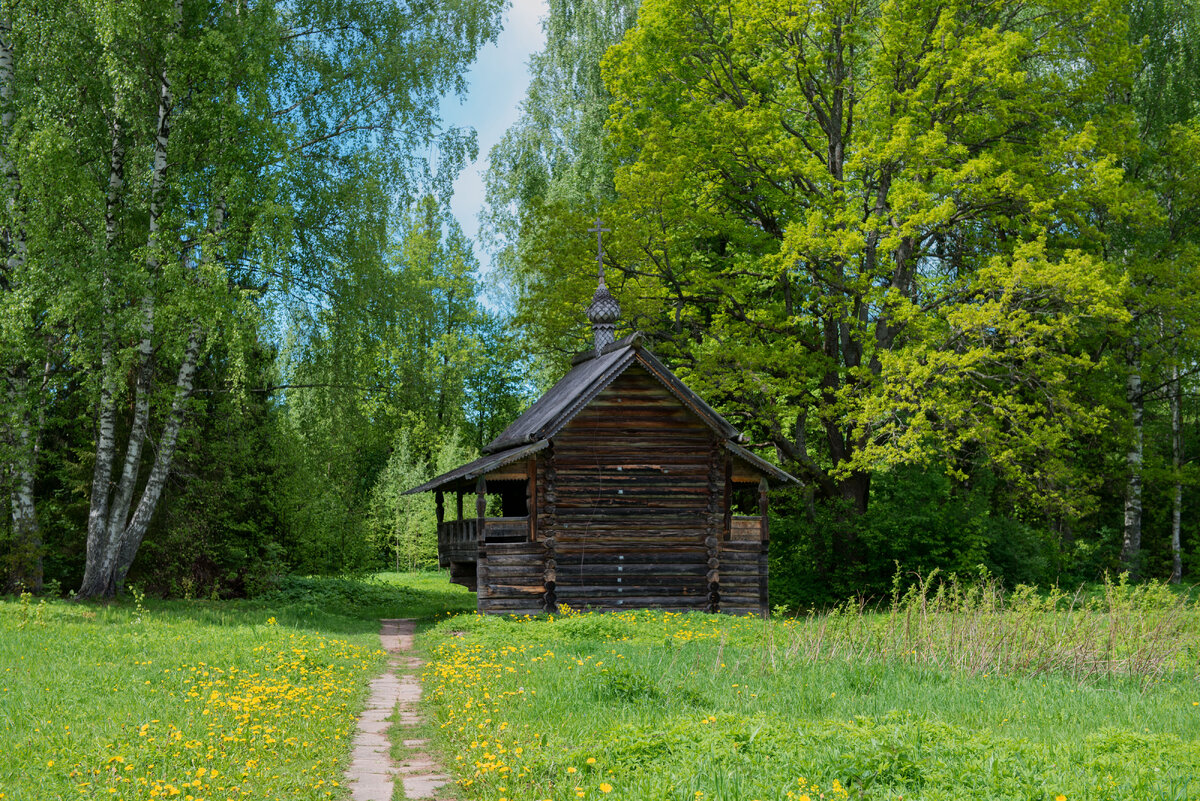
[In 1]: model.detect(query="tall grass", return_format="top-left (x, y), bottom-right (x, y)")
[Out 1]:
top-left (420, 575), bottom-right (1200, 800)
top-left (774, 571), bottom-right (1198, 683)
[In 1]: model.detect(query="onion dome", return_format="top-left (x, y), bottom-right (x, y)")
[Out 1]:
top-left (587, 279), bottom-right (621, 325)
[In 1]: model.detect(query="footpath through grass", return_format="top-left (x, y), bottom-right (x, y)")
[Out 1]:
top-left (421, 577), bottom-right (1200, 801)
top-left (0, 572), bottom-right (475, 801)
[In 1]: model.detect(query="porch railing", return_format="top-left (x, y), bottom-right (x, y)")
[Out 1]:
top-left (437, 516), bottom-right (531, 567)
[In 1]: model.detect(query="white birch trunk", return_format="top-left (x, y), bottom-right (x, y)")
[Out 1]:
top-left (7, 371), bottom-right (40, 592)
top-left (80, 116), bottom-right (125, 594)
top-left (113, 326), bottom-right (205, 589)
top-left (1170, 358), bottom-right (1183, 584)
top-left (105, 56), bottom-right (172, 537)
top-left (0, 8), bottom-right (39, 591)
top-left (1120, 337), bottom-right (1144, 580)
top-left (79, 0), bottom-right (184, 599)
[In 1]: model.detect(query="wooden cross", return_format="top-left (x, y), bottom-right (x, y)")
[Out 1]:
top-left (588, 217), bottom-right (610, 279)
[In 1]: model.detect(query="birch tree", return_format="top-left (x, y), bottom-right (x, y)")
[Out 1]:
top-left (0, 0), bottom-right (503, 597)
top-left (75, 0), bottom-right (276, 598)
top-left (1116, 0), bottom-right (1200, 579)
top-left (0, 0), bottom-right (76, 592)
top-left (0, 0), bottom-right (37, 591)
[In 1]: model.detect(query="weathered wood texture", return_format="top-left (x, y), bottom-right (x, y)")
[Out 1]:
top-left (477, 539), bottom-right (545, 613)
top-left (546, 366), bottom-right (726, 613)
top-left (730, 516), bottom-right (763, 542)
top-left (439, 364), bottom-right (770, 617)
top-left (437, 519), bottom-right (476, 567)
top-left (438, 517), bottom-right (526, 573)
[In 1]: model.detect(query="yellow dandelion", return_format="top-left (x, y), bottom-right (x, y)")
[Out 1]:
top-left (600, 783), bottom-right (613, 793)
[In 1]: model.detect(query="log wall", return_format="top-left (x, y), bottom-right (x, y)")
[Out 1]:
top-left (476, 539), bottom-right (545, 614)
top-left (462, 363), bottom-right (771, 617)
top-left (548, 365), bottom-right (720, 612)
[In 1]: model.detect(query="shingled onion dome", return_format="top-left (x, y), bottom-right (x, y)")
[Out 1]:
top-left (587, 276), bottom-right (621, 352)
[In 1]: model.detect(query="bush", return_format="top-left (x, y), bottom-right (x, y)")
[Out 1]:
top-left (769, 466), bottom-right (1059, 608)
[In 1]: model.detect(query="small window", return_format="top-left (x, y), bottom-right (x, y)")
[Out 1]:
top-left (730, 483), bottom-right (759, 515)
top-left (487, 479), bottom-right (528, 518)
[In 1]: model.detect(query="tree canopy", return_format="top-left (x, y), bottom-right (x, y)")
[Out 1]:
top-left (485, 0), bottom-right (1200, 596)
top-left (3, 0), bottom-right (1200, 603)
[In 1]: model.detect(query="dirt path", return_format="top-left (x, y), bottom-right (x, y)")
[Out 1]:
top-left (346, 618), bottom-right (452, 800)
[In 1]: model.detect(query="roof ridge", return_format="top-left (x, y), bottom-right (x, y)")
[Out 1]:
top-left (569, 330), bottom-right (643, 366)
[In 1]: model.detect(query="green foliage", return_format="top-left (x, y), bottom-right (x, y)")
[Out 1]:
top-left (367, 431), bottom-right (474, 571)
top-left (273, 195), bottom-right (527, 575)
top-left (0, 0), bottom-right (508, 595)
top-left (130, 344), bottom-right (288, 598)
top-left (484, 0), bottom-right (641, 384)
top-left (483, 0), bottom-right (1200, 594)
top-left (601, 0), bottom-right (1139, 515)
top-left (769, 468), bottom-right (1057, 609)
top-left (248, 571), bottom-right (477, 622)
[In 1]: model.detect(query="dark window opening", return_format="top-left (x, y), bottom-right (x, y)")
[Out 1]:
top-left (487, 480), bottom-right (529, 517)
top-left (730, 483), bottom-right (759, 515)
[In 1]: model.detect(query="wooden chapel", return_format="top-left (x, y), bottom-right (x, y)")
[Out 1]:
top-left (406, 224), bottom-right (797, 616)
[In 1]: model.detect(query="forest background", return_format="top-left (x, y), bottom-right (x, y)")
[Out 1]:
top-left (1, 0), bottom-right (1198, 607)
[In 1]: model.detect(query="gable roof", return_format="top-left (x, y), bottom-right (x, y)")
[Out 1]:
top-left (483, 333), bottom-right (742, 453)
top-left (407, 332), bottom-right (798, 494)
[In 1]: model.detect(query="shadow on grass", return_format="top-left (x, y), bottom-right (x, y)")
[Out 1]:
top-left (108, 571), bottom-right (478, 639)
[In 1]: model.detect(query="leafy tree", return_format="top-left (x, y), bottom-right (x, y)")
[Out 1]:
top-left (368, 430), bottom-right (473, 571)
top-left (274, 194), bottom-right (527, 572)
top-left (132, 341), bottom-right (287, 598)
top-left (484, 0), bottom-right (640, 385)
top-left (0, 0), bottom-right (505, 597)
top-left (597, 0), bottom-right (1140, 531)
top-left (1114, 0), bottom-right (1200, 580)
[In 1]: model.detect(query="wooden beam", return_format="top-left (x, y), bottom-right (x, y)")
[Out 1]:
top-left (476, 477), bottom-right (488, 535)
top-left (486, 469), bottom-right (527, 481)
top-left (723, 452), bottom-right (733, 541)
top-left (435, 491), bottom-right (444, 526)
top-left (706, 438), bottom-right (723, 613)
top-left (758, 477), bottom-right (770, 544)
top-left (543, 443), bottom-right (558, 613)
top-left (759, 475), bottom-right (770, 618)
top-left (456, 490), bottom-right (463, 521)
top-left (475, 477), bottom-right (488, 614)
top-left (527, 457), bottom-right (537, 541)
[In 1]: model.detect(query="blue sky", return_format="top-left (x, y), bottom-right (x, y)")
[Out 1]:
top-left (439, 0), bottom-right (549, 253)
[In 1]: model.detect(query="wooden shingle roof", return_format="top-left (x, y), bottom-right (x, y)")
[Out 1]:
top-left (483, 333), bottom-right (741, 454)
top-left (407, 332), bottom-right (798, 494)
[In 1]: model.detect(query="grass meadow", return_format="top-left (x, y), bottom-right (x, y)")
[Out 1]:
top-left (421, 575), bottom-right (1200, 801)
top-left (2, 571), bottom-right (1197, 801)
top-left (0, 573), bottom-right (475, 801)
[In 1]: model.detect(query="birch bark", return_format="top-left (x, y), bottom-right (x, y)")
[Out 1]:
top-left (79, 116), bottom-right (124, 596)
top-left (1170, 357), bottom-right (1183, 584)
top-left (1120, 337), bottom-right (1144, 580)
top-left (78, 0), bottom-right (188, 599)
top-left (0, 5), bottom-right (40, 592)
